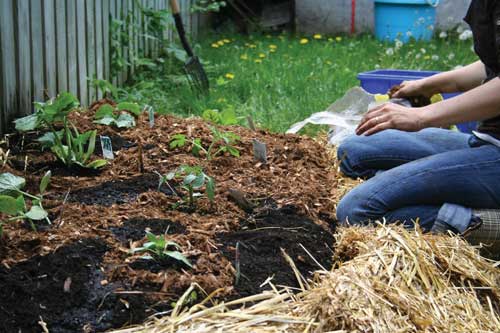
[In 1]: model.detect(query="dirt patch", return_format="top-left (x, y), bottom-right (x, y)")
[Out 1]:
top-left (0, 238), bottom-right (147, 333)
top-left (68, 174), bottom-right (172, 206)
top-left (111, 217), bottom-right (186, 243)
top-left (218, 206), bottom-right (335, 297)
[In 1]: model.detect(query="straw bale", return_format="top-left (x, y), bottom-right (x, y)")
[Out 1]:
top-left (110, 225), bottom-right (500, 333)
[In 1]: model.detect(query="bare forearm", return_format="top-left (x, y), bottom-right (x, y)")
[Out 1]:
top-left (421, 77), bottom-right (500, 127)
top-left (422, 60), bottom-right (486, 94)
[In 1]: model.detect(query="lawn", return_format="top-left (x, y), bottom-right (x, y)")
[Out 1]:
top-left (123, 31), bottom-right (477, 133)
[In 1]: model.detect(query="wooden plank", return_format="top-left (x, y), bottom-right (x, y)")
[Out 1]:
top-left (0, 0), bottom-right (17, 132)
top-left (127, 0), bottom-right (133, 77)
top-left (110, 0), bottom-right (117, 85)
top-left (102, 0), bottom-right (110, 83)
top-left (143, 0), bottom-right (149, 58)
top-left (30, 0), bottom-right (45, 104)
top-left (115, 0), bottom-right (123, 84)
top-left (134, 0), bottom-right (140, 70)
top-left (76, 0), bottom-right (88, 106)
top-left (43, 0), bottom-right (57, 99)
top-left (86, 0), bottom-right (96, 103)
top-left (17, 0), bottom-right (32, 116)
top-left (95, 0), bottom-right (104, 99)
top-left (66, 0), bottom-right (78, 96)
top-left (122, 0), bottom-right (128, 81)
top-left (55, 0), bottom-right (68, 92)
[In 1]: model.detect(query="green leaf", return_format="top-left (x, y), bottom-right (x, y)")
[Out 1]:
top-left (85, 159), bottom-right (108, 169)
top-left (227, 146), bottom-right (240, 157)
top-left (146, 231), bottom-right (158, 243)
top-left (114, 113), bottom-right (136, 128)
top-left (116, 102), bottom-right (141, 116)
top-left (25, 205), bottom-right (48, 220)
top-left (14, 114), bottom-right (40, 132)
top-left (183, 174), bottom-right (197, 186)
top-left (39, 171), bottom-right (51, 194)
top-left (94, 116), bottom-right (116, 126)
top-left (206, 177), bottom-right (216, 202)
top-left (84, 130), bottom-right (97, 161)
top-left (165, 251), bottom-right (192, 268)
top-left (166, 171), bottom-right (176, 181)
top-left (191, 174), bottom-right (205, 189)
top-left (220, 108), bottom-right (238, 125)
top-left (0, 173), bottom-right (25, 195)
top-left (95, 104), bottom-right (115, 119)
top-left (202, 109), bottom-right (221, 124)
top-left (191, 138), bottom-right (202, 157)
top-left (15, 195), bottom-right (26, 212)
top-left (169, 134), bottom-right (187, 149)
top-left (37, 131), bottom-right (63, 148)
top-left (0, 195), bottom-right (21, 215)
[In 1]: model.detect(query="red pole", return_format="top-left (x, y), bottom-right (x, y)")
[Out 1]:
top-left (351, 0), bottom-right (356, 34)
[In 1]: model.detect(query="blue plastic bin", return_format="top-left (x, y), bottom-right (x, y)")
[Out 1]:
top-left (357, 69), bottom-right (477, 133)
top-left (375, 0), bottom-right (439, 42)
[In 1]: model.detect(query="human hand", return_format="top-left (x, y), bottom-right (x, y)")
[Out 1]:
top-left (355, 103), bottom-right (426, 136)
top-left (391, 79), bottom-right (433, 98)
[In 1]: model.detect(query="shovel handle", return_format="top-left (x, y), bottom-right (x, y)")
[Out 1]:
top-left (169, 0), bottom-right (180, 15)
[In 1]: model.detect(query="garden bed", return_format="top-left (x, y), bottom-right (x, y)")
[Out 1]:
top-left (0, 101), bottom-right (339, 332)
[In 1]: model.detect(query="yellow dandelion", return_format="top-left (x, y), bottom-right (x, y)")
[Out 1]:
top-left (217, 40), bottom-right (224, 46)
top-left (259, 53), bottom-right (266, 58)
top-left (336, 36), bottom-right (342, 42)
top-left (254, 59), bottom-right (262, 64)
top-left (270, 49), bottom-right (276, 53)
top-left (223, 39), bottom-right (230, 43)
top-left (269, 44), bottom-right (278, 49)
top-left (326, 60), bottom-right (333, 65)
top-left (328, 37), bottom-right (334, 42)
top-left (211, 43), bottom-right (219, 48)
top-left (240, 54), bottom-right (248, 60)
top-left (217, 98), bottom-right (226, 103)
top-left (300, 38), bottom-right (309, 44)
top-left (424, 55), bottom-right (431, 60)
top-left (313, 34), bottom-right (322, 39)
top-left (249, 44), bottom-right (257, 48)
top-left (225, 73), bottom-right (235, 80)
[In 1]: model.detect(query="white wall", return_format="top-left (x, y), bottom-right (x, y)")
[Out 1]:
top-left (296, 0), bottom-right (471, 35)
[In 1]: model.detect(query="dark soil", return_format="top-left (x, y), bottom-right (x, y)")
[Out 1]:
top-left (218, 206), bottom-right (335, 297)
top-left (111, 217), bottom-right (186, 243)
top-left (0, 238), bottom-right (147, 333)
top-left (129, 256), bottom-right (193, 273)
top-left (95, 134), bottom-right (137, 156)
top-left (68, 174), bottom-right (173, 206)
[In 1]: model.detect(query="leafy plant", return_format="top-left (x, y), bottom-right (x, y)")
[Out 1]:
top-left (89, 77), bottom-right (126, 100)
top-left (158, 165), bottom-right (215, 207)
top-left (94, 102), bottom-right (141, 128)
top-left (191, 0), bottom-right (226, 13)
top-left (14, 93), bottom-right (107, 169)
top-left (0, 172), bottom-right (51, 235)
top-left (202, 108), bottom-right (238, 126)
top-left (130, 231), bottom-right (192, 268)
top-left (169, 127), bottom-right (241, 160)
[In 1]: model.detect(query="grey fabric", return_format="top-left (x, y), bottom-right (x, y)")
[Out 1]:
top-left (465, 209), bottom-right (500, 259)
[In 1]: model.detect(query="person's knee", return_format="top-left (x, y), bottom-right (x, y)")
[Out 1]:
top-left (337, 135), bottom-right (365, 178)
top-left (336, 190), bottom-right (366, 226)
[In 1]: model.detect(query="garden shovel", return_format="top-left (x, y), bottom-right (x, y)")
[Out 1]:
top-left (169, 0), bottom-right (209, 94)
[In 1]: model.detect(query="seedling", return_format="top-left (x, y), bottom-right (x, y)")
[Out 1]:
top-left (158, 165), bottom-right (215, 207)
top-left (0, 171), bottom-right (51, 235)
top-left (14, 93), bottom-right (107, 169)
top-left (202, 108), bottom-right (238, 126)
top-left (94, 102), bottom-right (141, 128)
top-left (130, 231), bottom-right (192, 268)
top-left (169, 126), bottom-right (241, 160)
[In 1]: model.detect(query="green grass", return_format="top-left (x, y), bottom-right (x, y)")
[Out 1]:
top-left (123, 32), bottom-right (477, 133)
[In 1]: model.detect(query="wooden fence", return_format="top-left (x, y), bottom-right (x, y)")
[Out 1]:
top-left (0, 0), bottom-right (201, 134)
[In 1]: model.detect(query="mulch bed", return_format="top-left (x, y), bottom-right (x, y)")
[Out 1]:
top-left (0, 99), bottom-right (340, 332)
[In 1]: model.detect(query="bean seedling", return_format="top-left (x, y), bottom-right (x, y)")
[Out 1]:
top-left (130, 231), bottom-right (192, 268)
top-left (169, 126), bottom-right (241, 160)
top-left (157, 165), bottom-right (215, 207)
top-left (0, 171), bottom-right (51, 235)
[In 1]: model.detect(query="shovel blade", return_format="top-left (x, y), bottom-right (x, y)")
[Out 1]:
top-left (184, 56), bottom-right (209, 94)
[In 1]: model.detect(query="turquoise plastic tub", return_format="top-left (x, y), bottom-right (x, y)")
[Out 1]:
top-left (375, 0), bottom-right (439, 42)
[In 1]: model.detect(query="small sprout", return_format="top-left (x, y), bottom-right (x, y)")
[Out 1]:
top-left (130, 231), bottom-right (192, 268)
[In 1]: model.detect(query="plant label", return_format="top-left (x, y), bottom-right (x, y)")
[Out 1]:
top-left (147, 105), bottom-right (155, 128)
top-left (100, 135), bottom-right (114, 160)
top-left (247, 116), bottom-right (256, 131)
top-left (252, 139), bottom-right (267, 164)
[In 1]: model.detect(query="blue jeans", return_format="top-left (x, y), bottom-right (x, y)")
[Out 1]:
top-left (336, 128), bottom-right (500, 232)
